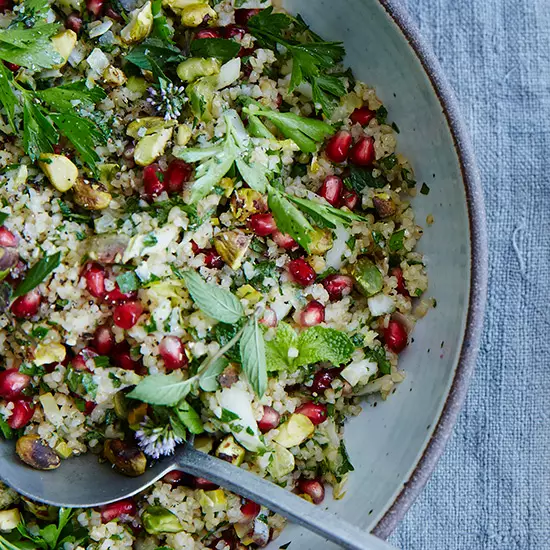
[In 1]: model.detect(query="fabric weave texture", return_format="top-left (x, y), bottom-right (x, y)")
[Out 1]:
top-left (389, 1), bottom-right (550, 548)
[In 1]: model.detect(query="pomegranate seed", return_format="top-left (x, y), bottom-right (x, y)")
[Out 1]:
top-left (113, 301), bottom-right (143, 329)
top-left (83, 263), bottom-right (106, 299)
top-left (4, 62), bottom-right (19, 71)
top-left (311, 368), bottom-right (338, 393)
top-left (0, 227), bottom-right (17, 247)
top-left (92, 325), bottom-right (114, 355)
top-left (248, 213), bottom-right (277, 236)
top-left (390, 267), bottom-right (408, 296)
top-left (235, 8), bottom-right (260, 26)
top-left (325, 130), bottom-right (352, 163)
top-left (112, 342), bottom-right (141, 371)
top-left (341, 189), bottom-right (359, 210)
top-left (257, 406), bottom-right (280, 433)
top-left (0, 0), bottom-right (12, 13)
top-left (100, 499), bottom-right (136, 523)
top-left (204, 249), bottom-right (224, 269)
top-left (295, 402), bottom-right (328, 425)
top-left (164, 159), bottom-right (192, 194)
top-left (159, 336), bottom-right (188, 371)
top-left (10, 290), bottom-right (41, 318)
top-left (193, 477), bottom-right (219, 490)
top-left (259, 308), bottom-right (277, 328)
top-left (86, 0), bottom-right (104, 16)
top-left (163, 470), bottom-right (193, 486)
top-left (238, 46), bottom-right (255, 58)
top-left (143, 164), bottom-right (165, 201)
top-left (350, 107), bottom-right (375, 126)
top-left (84, 401), bottom-right (96, 415)
top-left (350, 136), bottom-right (375, 166)
top-left (0, 369), bottom-right (31, 399)
top-left (5, 260), bottom-right (26, 285)
top-left (105, 284), bottom-right (137, 304)
top-left (322, 274), bottom-right (354, 301)
top-left (297, 478), bottom-right (325, 504)
top-left (65, 12), bottom-right (83, 34)
top-left (105, 5), bottom-right (122, 20)
top-left (384, 320), bottom-right (408, 353)
top-left (299, 300), bottom-right (325, 327)
top-left (223, 24), bottom-right (245, 40)
top-left (318, 176), bottom-right (344, 207)
top-left (288, 258), bottom-right (316, 287)
top-left (272, 230), bottom-right (298, 251)
top-left (8, 400), bottom-right (35, 429)
top-left (195, 29), bottom-right (221, 39)
top-left (240, 500), bottom-right (261, 522)
top-left (72, 347), bottom-right (97, 371)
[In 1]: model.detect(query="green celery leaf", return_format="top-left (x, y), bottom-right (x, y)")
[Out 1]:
top-left (239, 317), bottom-right (267, 397)
top-left (13, 251), bottom-right (61, 298)
top-left (295, 326), bottom-right (354, 367)
top-left (128, 372), bottom-right (192, 405)
top-left (22, 95), bottom-right (58, 161)
top-left (190, 38), bottom-right (240, 62)
top-left (0, 62), bottom-right (17, 132)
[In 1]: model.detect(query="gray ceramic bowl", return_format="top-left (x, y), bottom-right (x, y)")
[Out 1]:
top-left (269, 0), bottom-right (488, 547)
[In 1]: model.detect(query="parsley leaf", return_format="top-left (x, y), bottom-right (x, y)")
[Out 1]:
top-left (38, 81), bottom-right (107, 112)
top-left (344, 165), bottom-right (386, 191)
top-left (190, 38), bottom-right (240, 62)
top-left (22, 94), bottom-right (58, 161)
top-left (13, 251), bottom-right (61, 298)
top-left (0, 62), bottom-right (17, 132)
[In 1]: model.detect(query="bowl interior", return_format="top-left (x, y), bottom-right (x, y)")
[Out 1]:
top-left (272, 1), bottom-right (474, 547)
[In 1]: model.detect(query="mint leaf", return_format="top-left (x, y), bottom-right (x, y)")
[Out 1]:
top-left (190, 38), bottom-right (240, 62)
top-left (125, 38), bottom-right (183, 70)
top-left (199, 356), bottom-right (229, 392)
top-left (13, 251), bottom-right (61, 298)
top-left (181, 270), bottom-right (244, 324)
top-left (173, 400), bottom-right (203, 434)
top-left (127, 372), bottom-right (192, 405)
top-left (295, 326), bottom-right (355, 367)
top-left (0, 62), bottom-right (17, 132)
top-left (240, 317), bottom-right (267, 397)
top-left (265, 321), bottom-right (298, 372)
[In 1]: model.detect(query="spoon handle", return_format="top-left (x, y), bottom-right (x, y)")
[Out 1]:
top-left (177, 447), bottom-right (397, 550)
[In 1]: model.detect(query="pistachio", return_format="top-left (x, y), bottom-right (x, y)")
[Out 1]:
top-left (273, 414), bottom-right (315, 448)
top-left (142, 505), bottom-right (183, 534)
top-left (134, 127), bottom-right (173, 166)
top-left (161, 0), bottom-right (198, 13)
top-left (175, 124), bottom-right (192, 146)
top-left (22, 498), bottom-right (58, 521)
top-left (87, 233), bottom-right (130, 264)
top-left (127, 401), bottom-right (148, 428)
top-left (104, 439), bottom-right (147, 477)
top-left (235, 284), bottom-right (262, 305)
top-left (213, 230), bottom-right (252, 271)
top-left (126, 76), bottom-right (148, 95)
top-left (73, 179), bottom-right (112, 210)
top-left (98, 163), bottom-right (119, 188)
top-left (194, 434), bottom-right (214, 454)
top-left (372, 193), bottom-right (396, 218)
top-left (0, 509), bottom-right (20, 532)
top-left (0, 247), bottom-right (18, 275)
top-left (34, 342), bottom-right (66, 366)
top-left (308, 228), bottom-right (333, 255)
top-left (180, 3), bottom-right (217, 27)
top-left (54, 440), bottom-right (73, 459)
top-left (39, 154), bottom-right (78, 192)
top-left (51, 30), bottom-right (77, 69)
top-left (16, 435), bottom-right (61, 471)
top-left (215, 435), bottom-right (245, 466)
top-left (230, 188), bottom-right (267, 222)
top-left (103, 65), bottom-right (127, 86)
top-left (126, 117), bottom-right (177, 139)
top-left (353, 257), bottom-right (383, 297)
top-left (120, 0), bottom-right (153, 44)
top-left (176, 57), bottom-right (220, 83)
top-left (113, 390), bottom-right (130, 420)
top-left (198, 489), bottom-right (227, 513)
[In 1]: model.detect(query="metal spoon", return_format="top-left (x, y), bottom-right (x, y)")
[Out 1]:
top-left (0, 438), bottom-right (397, 550)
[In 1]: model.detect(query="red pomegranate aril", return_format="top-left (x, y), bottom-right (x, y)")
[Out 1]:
top-left (384, 319), bottom-right (408, 353)
top-left (162, 470), bottom-right (193, 487)
top-left (288, 258), bottom-right (316, 287)
top-left (105, 5), bottom-right (122, 20)
top-left (72, 347), bottom-right (98, 371)
top-left (311, 368), bottom-right (338, 393)
top-left (390, 267), bottom-right (408, 296)
top-left (8, 400), bottom-right (35, 429)
top-left (235, 8), bottom-right (260, 26)
top-left (257, 405), bottom-right (280, 433)
top-left (341, 189), bottom-right (359, 210)
top-left (159, 336), bottom-right (188, 371)
top-left (10, 290), bottom-right (41, 318)
top-left (195, 28), bottom-right (221, 39)
top-left (113, 301), bottom-right (143, 329)
top-left (4, 62), bottom-right (19, 72)
top-left (240, 500), bottom-right (261, 522)
top-left (204, 249), bottom-right (224, 269)
top-left (0, 0), bottom-right (12, 13)
top-left (223, 24), bottom-right (245, 40)
top-left (272, 230), bottom-right (298, 251)
top-left (164, 159), bottom-right (192, 194)
top-left (318, 175), bottom-right (344, 207)
top-left (238, 46), bottom-right (255, 58)
top-left (112, 343), bottom-right (141, 371)
top-left (325, 130), bottom-right (352, 163)
top-left (0, 227), bottom-right (17, 247)
top-left (295, 402), bottom-right (328, 425)
top-left (143, 164), bottom-right (165, 200)
top-left (84, 401), bottom-right (96, 415)
top-left (297, 478), bottom-right (325, 504)
top-left (100, 499), bottom-right (137, 523)
top-left (193, 477), bottom-right (219, 490)
top-left (259, 307), bottom-right (277, 328)
top-left (105, 283), bottom-right (137, 304)
top-left (248, 213), bottom-right (277, 237)
top-left (84, 263), bottom-right (106, 299)
top-left (0, 369), bottom-right (31, 400)
top-left (299, 300), bottom-right (325, 327)
top-left (92, 325), bottom-right (114, 355)
top-left (322, 274), bottom-right (354, 301)
top-left (350, 107), bottom-right (376, 126)
top-left (350, 136), bottom-right (375, 166)
top-left (86, 0), bottom-right (104, 16)
top-left (66, 12), bottom-right (83, 34)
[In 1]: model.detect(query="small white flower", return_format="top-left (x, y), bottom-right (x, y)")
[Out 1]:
top-left (135, 417), bottom-right (183, 459)
top-left (147, 83), bottom-right (187, 121)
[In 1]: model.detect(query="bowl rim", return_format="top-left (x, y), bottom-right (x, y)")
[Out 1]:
top-left (371, 0), bottom-right (488, 539)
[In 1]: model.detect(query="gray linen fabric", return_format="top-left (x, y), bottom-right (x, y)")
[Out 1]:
top-left (389, 1), bottom-right (550, 548)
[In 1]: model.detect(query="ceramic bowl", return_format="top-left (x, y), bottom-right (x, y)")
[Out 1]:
top-left (271, 0), bottom-right (488, 547)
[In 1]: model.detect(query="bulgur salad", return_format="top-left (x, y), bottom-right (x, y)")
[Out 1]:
top-left (0, 0), bottom-right (431, 548)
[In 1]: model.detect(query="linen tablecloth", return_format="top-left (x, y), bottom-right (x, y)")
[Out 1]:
top-left (389, 1), bottom-right (550, 548)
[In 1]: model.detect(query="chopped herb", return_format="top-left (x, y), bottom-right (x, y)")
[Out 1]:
top-left (144, 317), bottom-right (158, 334)
top-left (108, 372), bottom-right (122, 388)
top-left (378, 153), bottom-right (398, 171)
top-left (30, 325), bottom-right (49, 340)
top-left (366, 346), bottom-right (391, 375)
top-left (220, 408), bottom-right (240, 422)
top-left (143, 233), bottom-right (158, 248)
top-left (375, 105), bottom-right (388, 124)
top-left (93, 356), bottom-right (110, 368)
top-left (388, 229), bottom-right (405, 253)
top-left (420, 183), bottom-right (431, 195)
top-left (13, 251), bottom-right (61, 298)
top-left (58, 200), bottom-right (93, 224)
top-left (346, 236), bottom-right (356, 251)
top-left (391, 121), bottom-right (400, 133)
top-left (344, 165), bottom-right (385, 191)
top-left (0, 415), bottom-right (13, 439)
top-left (116, 271), bottom-right (141, 293)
